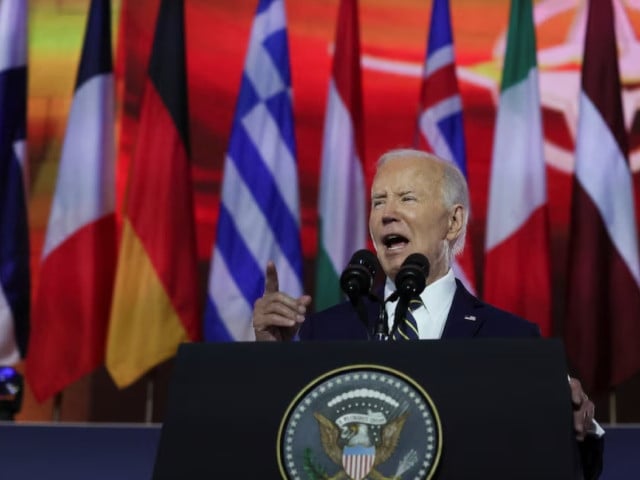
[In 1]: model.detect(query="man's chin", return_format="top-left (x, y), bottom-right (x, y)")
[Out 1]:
top-left (382, 264), bottom-right (401, 282)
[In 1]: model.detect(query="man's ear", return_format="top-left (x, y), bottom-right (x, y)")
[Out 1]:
top-left (446, 204), bottom-right (464, 242)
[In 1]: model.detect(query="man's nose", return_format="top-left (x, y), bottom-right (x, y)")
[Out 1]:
top-left (381, 201), bottom-right (399, 225)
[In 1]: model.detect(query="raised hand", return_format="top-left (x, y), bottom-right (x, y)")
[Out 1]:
top-left (252, 261), bottom-right (312, 341)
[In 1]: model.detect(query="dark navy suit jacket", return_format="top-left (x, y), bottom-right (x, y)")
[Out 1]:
top-left (300, 279), bottom-right (540, 340)
top-left (298, 278), bottom-right (603, 478)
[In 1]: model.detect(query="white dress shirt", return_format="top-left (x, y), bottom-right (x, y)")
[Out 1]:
top-left (384, 268), bottom-right (457, 339)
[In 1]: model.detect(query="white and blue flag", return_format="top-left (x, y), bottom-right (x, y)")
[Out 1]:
top-left (204, 0), bottom-right (303, 341)
top-left (0, 0), bottom-right (29, 365)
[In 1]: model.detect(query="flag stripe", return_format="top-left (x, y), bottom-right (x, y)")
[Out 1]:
top-left (422, 64), bottom-right (459, 108)
top-left (500, 0), bottom-right (536, 89)
top-left (574, 93), bottom-right (640, 287)
top-left (566, 182), bottom-right (640, 388)
top-left (147, 0), bottom-right (189, 148)
top-left (42, 73), bottom-right (115, 258)
top-left (331, 0), bottom-right (365, 160)
top-left (318, 81), bottom-right (367, 276)
top-left (29, 216), bottom-right (116, 400)
top-left (581, 0), bottom-right (627, 155)
top-left (485, 71), bottom-right (546, 249)
top-left (107, 221), bottom-right (189, 387)
top-left (0, 0), bottom-right (27, 72)
top-left (484, 207), bottom-right (550, 332)
top-left (424, 45), bottom-right (454, 76)
top-left (75, 0), bottom-right (112, 90)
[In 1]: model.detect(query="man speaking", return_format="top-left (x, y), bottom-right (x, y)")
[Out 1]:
top-left (252, 148), bottom-right (603, 478)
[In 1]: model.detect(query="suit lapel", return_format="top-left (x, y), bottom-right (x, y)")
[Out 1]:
top-left (441, 279), bottom-right (485, 338)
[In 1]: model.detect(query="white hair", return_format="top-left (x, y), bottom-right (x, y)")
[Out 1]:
top-left (376, 148), bottom-right (469, 257)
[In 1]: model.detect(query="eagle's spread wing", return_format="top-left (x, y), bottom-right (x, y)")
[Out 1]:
top-left (313, 412), bottom-right (342, 464)
top-left (374, 412), bottom-right (409, 465)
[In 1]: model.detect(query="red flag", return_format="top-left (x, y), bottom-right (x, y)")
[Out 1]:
top-left (565, 0), bottom-right (640, 391)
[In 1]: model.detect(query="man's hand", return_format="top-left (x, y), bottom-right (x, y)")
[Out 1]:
top-left (569, 377), bottom-right (596, 441)
top-left (252, 261), bottom-right (312, 341)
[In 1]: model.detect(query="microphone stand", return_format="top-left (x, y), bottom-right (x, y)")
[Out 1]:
top-left (352, 295), bottom-right (371, 340)
top-left (373, 291), bottom-right (400, 341)
top-left (374, 301), bottom-right (388, 341)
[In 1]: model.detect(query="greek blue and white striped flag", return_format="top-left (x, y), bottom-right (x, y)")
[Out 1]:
top-left (0, 0), bottom-right (29, 365)
top-left (204, 0), bottom-right (303, 341)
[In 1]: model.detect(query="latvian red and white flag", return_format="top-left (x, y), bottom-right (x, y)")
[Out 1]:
top-left (484, 0), bottom-right (551, 336)
top-left (565, 0), bottom-right (640, 391)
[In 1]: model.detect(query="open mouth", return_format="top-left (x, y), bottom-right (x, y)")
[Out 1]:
top-left (382, 234), bottom-right (409, 251)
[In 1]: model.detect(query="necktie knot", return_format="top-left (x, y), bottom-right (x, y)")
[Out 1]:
top-left (409, 298), bottom-right (422, 311)
top-left (393, 297), bottom-right (422, 340)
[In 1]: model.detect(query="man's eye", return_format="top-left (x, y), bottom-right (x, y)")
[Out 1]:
top-left (372, 200), bottom-right (385, 208)
top-left (402, 196), bottom-right (416, 202)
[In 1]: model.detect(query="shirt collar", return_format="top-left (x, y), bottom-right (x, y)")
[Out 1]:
top-left (384, 267), bottom-right (457, 314)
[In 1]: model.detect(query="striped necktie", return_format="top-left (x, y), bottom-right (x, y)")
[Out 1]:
top-left (393, 297), bottom-right (422, 340)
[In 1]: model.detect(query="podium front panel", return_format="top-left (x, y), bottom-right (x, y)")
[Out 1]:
top-left (153, 339), bottom-right (577, 479)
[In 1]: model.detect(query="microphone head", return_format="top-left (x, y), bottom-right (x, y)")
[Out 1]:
top-left (340, 249), bottom-right (379, 299)
top-left (395, 253), bottom-right (429, 298)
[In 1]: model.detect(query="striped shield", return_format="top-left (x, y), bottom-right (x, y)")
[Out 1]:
top-left (342, 445), bottom-right (375, 480)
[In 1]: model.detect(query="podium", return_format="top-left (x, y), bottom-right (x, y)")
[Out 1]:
top-left (153, 339), bottom-right (579, 479)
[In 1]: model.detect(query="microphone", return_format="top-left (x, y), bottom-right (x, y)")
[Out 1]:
top-left (340, 250), bottom-right (379, 339)
top-left (389, 253), bottom-right (430, 338)
top-left (394, 253), bottom-right (430, 300)
top-left (340, 249), bottom-right (378, 303)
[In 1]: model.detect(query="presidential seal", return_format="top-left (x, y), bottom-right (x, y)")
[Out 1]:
top-left (277, 365), bottom-right (441, 480)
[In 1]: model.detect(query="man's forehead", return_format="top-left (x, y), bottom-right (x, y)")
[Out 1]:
top-left (373, 156), bottom-right (442, 186)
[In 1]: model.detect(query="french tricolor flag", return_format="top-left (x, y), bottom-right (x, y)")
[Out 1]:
top-left (0, 0), bottom-right (29, 367)
top-left (26, 0), bottom-right (116, 401)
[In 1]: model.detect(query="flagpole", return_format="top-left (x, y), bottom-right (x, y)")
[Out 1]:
top-left (52, 392), bottom-right (62, 422)
top-left (145, 371), bottom-right (155, 424)
top-left (608, 390), bottom-right (617, 425)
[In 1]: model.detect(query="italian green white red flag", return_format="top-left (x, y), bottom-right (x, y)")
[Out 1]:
top-left (484, 0), bottom-right (551, 336)
top-left (315, 0), bottom-right (367, 310)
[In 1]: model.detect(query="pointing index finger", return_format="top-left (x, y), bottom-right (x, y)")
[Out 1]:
top-left (264, 261), bottom-right (279, 294)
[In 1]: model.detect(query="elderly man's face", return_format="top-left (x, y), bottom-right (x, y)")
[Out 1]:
top-left (369, 155), bottom-right (457, 282)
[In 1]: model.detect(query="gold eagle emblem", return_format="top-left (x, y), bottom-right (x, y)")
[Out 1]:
top-left (313, 411), bottom-right (418, 480)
